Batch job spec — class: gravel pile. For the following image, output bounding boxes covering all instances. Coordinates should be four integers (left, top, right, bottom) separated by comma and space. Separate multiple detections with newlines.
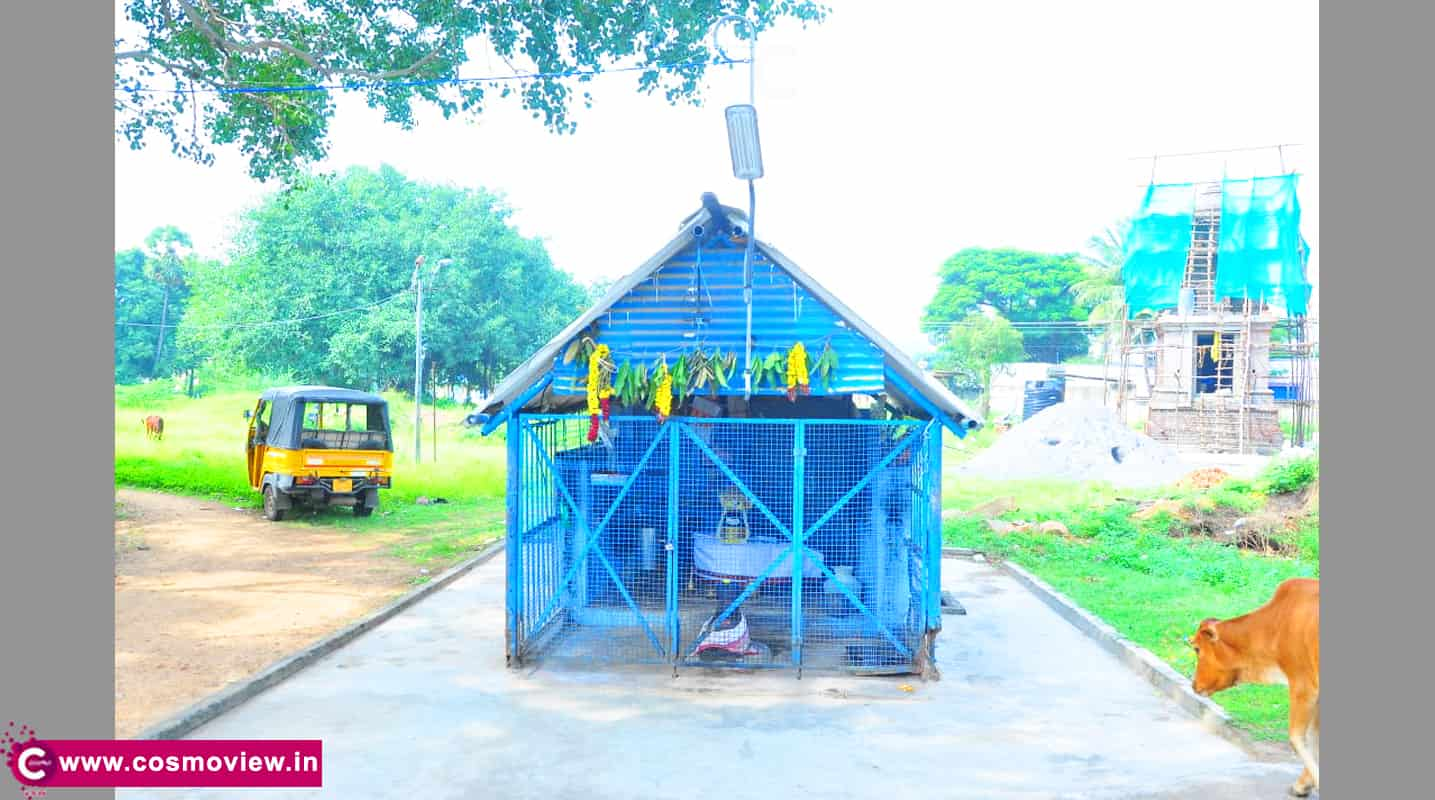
956, 402, 1189, 488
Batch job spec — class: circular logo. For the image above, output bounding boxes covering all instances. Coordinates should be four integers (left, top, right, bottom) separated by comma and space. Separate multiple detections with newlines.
11, 741, 56, 786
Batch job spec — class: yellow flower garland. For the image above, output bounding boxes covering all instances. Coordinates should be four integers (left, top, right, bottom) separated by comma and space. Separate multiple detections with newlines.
654, 364, 673, 420
786, 342, 809, 391
586, 344, 614, 417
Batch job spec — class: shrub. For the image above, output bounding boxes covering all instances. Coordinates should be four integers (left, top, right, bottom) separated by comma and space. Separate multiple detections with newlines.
1257, 455, 1319, 495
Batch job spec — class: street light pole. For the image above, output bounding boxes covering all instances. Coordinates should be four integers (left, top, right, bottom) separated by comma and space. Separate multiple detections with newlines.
714, 15, 761, 401
412, 255, 426, 465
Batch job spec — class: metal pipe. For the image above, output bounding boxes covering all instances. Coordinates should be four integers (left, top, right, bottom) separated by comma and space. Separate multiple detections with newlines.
743, 22, 756, 401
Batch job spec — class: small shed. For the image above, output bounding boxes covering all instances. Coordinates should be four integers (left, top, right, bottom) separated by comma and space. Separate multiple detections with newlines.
479, 195, 982, 676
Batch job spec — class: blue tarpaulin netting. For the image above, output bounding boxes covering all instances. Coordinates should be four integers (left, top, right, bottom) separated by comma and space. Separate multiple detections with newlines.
1215, 175, 1311, 316
1122, 176, 1311, 318
1123, 183, 1195, 317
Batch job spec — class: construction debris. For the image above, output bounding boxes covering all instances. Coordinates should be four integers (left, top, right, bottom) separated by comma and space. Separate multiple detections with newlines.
1132, 499, 1192, 522
1036, 520, 1071, 537
970, 496, 1018, 517
1177, 467, 1232, 490
940, 591, 967, 615
955, 403, 1189, 488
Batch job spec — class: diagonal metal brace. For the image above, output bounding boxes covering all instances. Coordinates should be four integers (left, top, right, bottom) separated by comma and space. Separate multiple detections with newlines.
524, 425, 668, 656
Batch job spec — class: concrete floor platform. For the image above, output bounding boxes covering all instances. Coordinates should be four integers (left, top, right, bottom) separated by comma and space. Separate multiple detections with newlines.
126, 555, 1306, 799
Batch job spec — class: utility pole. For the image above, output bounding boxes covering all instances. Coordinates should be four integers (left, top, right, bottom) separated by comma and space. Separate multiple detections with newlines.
431, 360, 438, 463
412, 255, 451, 465
412, 255, 425, 465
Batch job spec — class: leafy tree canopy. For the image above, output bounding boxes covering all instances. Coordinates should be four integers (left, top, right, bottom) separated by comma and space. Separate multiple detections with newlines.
115, 0, 827, 180
931, 312, 1025, 409
923, 247, 1092, 363
177, 164, 588, 394
115, 227, 207, 383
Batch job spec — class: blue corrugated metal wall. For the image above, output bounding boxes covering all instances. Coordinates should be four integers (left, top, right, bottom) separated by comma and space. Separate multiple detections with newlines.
550, 238, 885, 397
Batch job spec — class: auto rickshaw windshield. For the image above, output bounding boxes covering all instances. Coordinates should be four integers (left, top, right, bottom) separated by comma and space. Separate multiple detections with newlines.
297, 401, 391, 451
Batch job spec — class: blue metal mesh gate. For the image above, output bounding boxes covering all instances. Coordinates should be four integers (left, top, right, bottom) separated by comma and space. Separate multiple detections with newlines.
505, 414, 943, 675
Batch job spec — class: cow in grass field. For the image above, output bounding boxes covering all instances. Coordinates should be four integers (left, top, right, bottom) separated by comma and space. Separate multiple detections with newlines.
142, 415, 164, 441
1190, 578, 1320, 796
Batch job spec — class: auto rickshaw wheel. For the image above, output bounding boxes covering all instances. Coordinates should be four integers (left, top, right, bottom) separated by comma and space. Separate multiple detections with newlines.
263, 485, 286, 521
353, 489, 376, 517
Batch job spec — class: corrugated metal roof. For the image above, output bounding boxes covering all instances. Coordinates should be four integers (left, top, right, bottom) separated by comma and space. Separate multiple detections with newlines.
549, 244, 885, 397
258, 386, 387, 405
480, 197, 983, 429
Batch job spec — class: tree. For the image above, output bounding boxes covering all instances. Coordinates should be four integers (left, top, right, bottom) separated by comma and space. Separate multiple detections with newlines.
178, 165, 588, 393
143, 226, 192, 376
923, 248, 1092, 362
1072, 221, 1128, 319
115, 1, 828, 181
931, 313, 1026, 416
586, 277, 616, 304
1071, 219, 1130, 358
115, 228, 199, 383
115, 247, 162, 383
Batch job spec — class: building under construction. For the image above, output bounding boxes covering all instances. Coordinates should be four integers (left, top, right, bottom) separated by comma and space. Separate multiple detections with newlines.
1112, 174, 1315, 455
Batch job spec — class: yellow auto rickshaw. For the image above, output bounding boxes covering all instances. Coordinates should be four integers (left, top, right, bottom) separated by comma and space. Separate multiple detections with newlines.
246, 386, 394, 521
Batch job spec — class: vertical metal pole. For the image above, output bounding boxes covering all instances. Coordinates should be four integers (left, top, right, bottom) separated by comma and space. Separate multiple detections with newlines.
667, 423, 681, 675
791, 422, 806, 675
743, 179, 756, 401
747, 27, 755, 106
1115, 311, 1131, 421
414, 272, 424, 465
431, 362, 438, 463
926, 424, 942, 644
505, 415, 522, 666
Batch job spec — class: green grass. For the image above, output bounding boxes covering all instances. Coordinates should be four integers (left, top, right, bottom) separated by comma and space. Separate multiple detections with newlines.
942, 475, 1142, 514
117, 386, 505, 507
944, 473, 1319, 741
116, 382, 507, 571
278, 496, 506, 573
940, 426, 1001, 467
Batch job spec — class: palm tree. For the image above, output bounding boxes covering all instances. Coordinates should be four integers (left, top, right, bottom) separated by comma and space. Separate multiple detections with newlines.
143, 226, 192, 378
1072, 219, 1130, 320
1072, 219, 1130, 358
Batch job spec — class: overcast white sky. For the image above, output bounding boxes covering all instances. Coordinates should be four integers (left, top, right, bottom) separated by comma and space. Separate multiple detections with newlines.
114, 0, 1318, 355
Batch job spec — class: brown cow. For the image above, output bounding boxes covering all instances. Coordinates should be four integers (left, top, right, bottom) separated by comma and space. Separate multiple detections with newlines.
142, 415, 164, 441
1190, 578, 1319, 796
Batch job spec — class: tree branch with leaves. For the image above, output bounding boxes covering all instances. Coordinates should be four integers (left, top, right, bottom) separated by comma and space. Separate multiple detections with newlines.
115, 0, 828, 181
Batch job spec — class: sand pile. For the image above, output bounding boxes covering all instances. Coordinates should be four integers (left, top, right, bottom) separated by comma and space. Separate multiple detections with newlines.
957, 402, 1189, 488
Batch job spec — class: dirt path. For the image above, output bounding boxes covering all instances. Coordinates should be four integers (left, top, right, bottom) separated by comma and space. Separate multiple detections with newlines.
114, 489, 416, 737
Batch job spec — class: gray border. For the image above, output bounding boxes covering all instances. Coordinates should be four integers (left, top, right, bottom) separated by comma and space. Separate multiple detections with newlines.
0, 7, 116, 794
138, 540, 506, 740
1324, 0, 1431, 796
0, 0, 1414, 794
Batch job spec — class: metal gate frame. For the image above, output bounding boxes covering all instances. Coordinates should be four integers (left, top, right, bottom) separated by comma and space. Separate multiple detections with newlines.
505, 415, 943, 674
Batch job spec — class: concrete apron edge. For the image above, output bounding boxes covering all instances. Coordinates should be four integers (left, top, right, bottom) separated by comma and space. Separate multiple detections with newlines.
940, 547, 1260, 757
135, 538, 508, 740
